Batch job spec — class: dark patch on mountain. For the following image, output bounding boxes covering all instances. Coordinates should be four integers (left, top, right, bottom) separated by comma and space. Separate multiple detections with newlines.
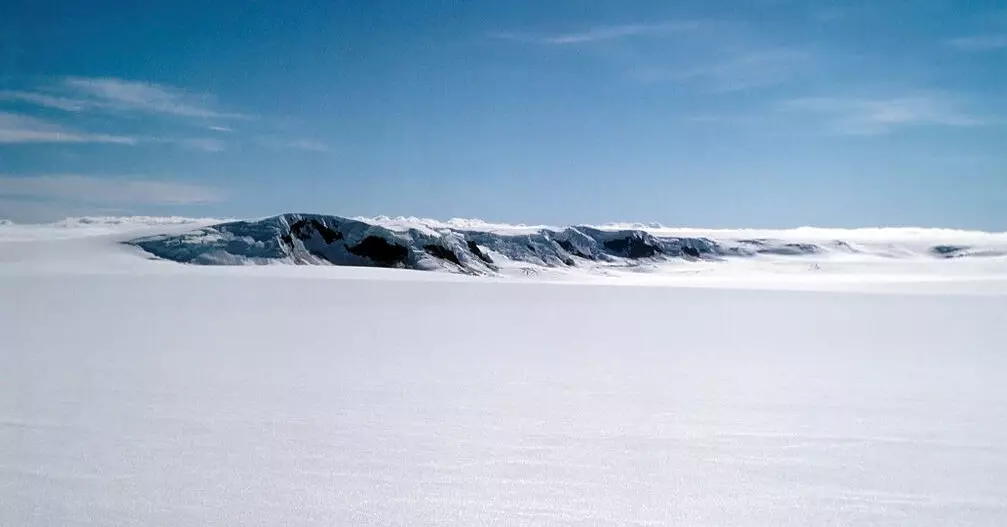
424, 244, 462, 266
290, 219, 343, 244
557, 239, 595, 260
932, 245, 967, 258
603, 234, 660, 258
467, 240, 493, 264
347, 236, 409, 266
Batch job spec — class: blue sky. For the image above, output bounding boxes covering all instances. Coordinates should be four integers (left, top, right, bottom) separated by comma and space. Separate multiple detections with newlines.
1, 0, 1005, 228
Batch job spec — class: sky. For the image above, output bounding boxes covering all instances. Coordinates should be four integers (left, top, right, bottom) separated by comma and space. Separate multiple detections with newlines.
0, 0, 1005, 229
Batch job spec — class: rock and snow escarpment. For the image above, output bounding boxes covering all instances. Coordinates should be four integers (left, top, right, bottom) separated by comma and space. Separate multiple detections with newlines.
128, 214, 720, 273
126, 213, 1007, 274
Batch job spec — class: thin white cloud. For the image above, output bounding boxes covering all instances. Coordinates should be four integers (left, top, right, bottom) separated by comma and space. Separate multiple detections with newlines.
63, 77, 249, 119
0, 111, 136, 144
662, 48, 810, 92
0, 90, 88, 111
495, 20, 806, 91
948, 34, 1007, 51
491, 21, 701, 45
207, 125, 233, 132
0, 111, 237, 151
0, 174, 222, 205
782, 96, 986, 135
1, 77, 248, 120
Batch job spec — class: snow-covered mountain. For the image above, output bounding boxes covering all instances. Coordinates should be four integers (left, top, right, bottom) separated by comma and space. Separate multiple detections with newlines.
127, 213, 1007, 274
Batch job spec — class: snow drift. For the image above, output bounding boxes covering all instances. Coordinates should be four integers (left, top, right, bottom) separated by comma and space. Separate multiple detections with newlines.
127, 213, 1007, 274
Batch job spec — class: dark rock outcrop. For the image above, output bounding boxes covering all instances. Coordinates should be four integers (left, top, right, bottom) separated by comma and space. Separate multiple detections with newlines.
467, 240, 493, 264
347, 236, 409, 266
290, 218, 343, 244
603, 233, 660, 258
557, 239, 595, 260
932, 245, 967, 258
424, 244, 462, 266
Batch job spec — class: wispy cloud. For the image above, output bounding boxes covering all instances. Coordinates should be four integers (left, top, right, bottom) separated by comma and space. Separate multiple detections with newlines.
0, 90, 89, 111
658, 48, 810, 92
1, 77, 251, 151
0, 174, 222, 205
0, 111, 238, 151
0, 111, 136, 144
63, 77, 247, 119
494, 20, 807, 91
948, 34, 1007, 51
0, 77, 248, 120
781, 96, 986, 135
491, 21, 701, 45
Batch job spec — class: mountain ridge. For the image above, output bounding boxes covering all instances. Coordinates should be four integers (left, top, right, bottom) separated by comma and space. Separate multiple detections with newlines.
127, 213, 1007, 274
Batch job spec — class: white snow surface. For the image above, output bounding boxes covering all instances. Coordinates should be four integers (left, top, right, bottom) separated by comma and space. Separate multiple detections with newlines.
0, 215, 225, 242
3, 216, 1007, 526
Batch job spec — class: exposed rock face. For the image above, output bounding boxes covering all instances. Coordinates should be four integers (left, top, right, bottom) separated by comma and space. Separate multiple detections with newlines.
932, 245, 967, 258
603, 233, 660, 258
424, 244, 462, 266
467, 241, 493, 264
291, 219, 343, 243
347, 236, 410, 266
557, 239, 594, 260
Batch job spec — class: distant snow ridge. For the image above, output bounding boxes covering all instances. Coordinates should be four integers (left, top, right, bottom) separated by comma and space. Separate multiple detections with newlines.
128, 213, 1007, 274
55, 216, 223, 227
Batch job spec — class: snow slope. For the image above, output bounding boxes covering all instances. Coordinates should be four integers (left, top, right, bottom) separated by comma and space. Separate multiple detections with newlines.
3, 216, 1007, 526
0, 215, 223, 242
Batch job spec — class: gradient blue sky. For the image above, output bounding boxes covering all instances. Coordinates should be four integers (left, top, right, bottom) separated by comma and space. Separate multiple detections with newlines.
1, 0, 1005, 228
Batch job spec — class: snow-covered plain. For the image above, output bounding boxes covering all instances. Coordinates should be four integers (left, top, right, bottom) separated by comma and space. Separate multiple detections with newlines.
2, 217, 1007, 526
